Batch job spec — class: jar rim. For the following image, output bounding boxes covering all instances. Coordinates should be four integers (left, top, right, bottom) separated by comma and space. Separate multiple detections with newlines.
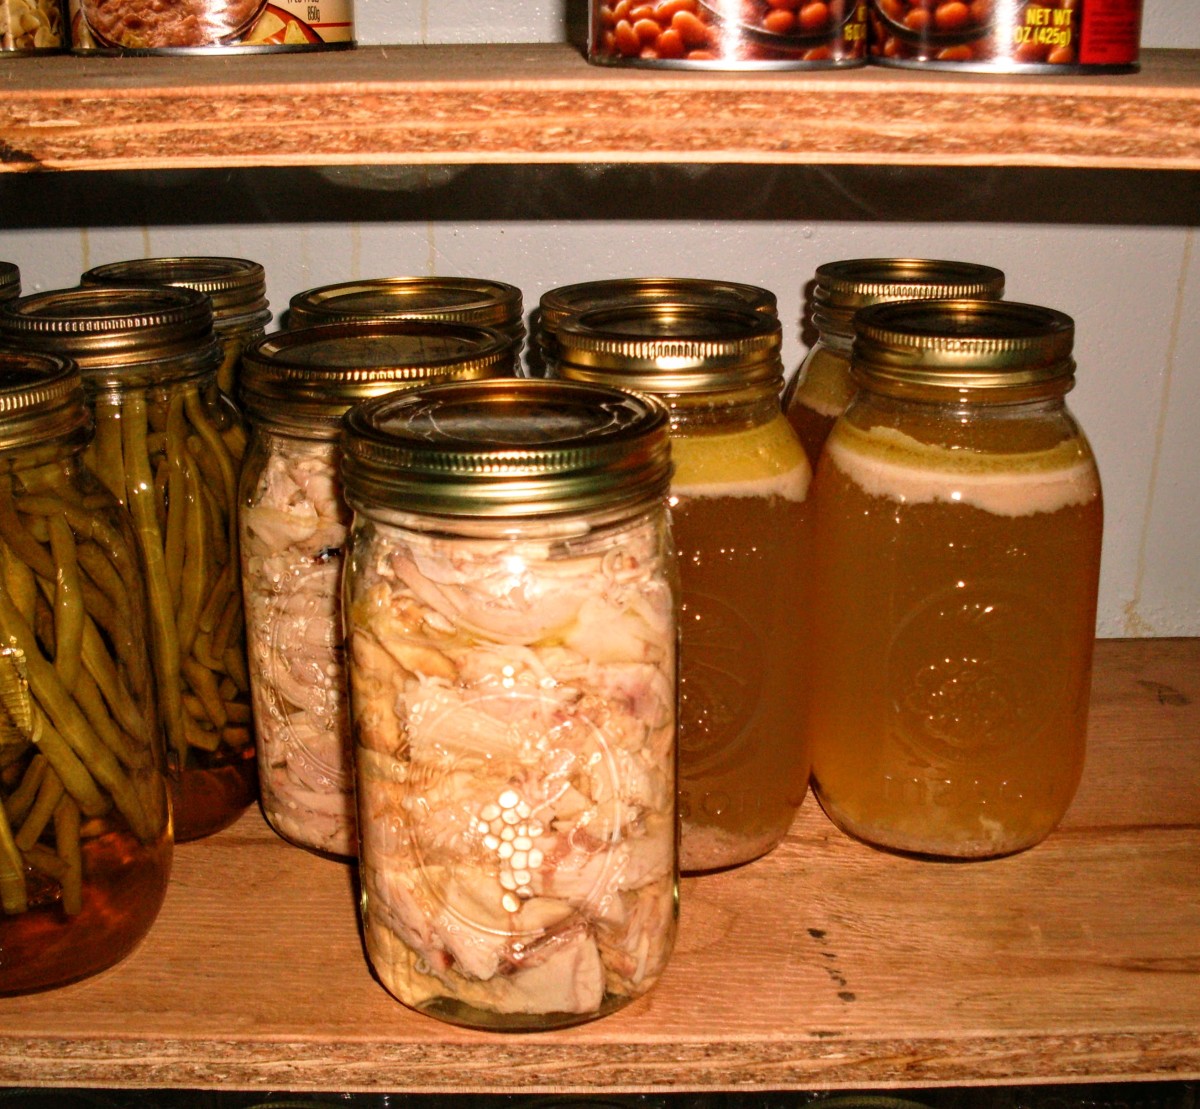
80, 256, 269, 320
0, 348, 91, 452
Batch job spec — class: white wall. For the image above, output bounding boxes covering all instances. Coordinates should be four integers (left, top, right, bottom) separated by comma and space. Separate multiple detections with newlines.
1, 1, 1196, 637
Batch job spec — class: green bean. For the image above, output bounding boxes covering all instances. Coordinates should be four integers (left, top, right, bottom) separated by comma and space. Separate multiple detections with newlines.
163, 395, 189, 604
21, 842, 65, 881
210, 587, 242, 664
185, 388, 238, 517
26, 708, 110, 820
75, 540, 126, 607
0, 479, 55, 582
74, 667, 149, 772
122, 394, 186, 767
0, 535, 36, 627
53, 794, 82, 916
223, 646, 249, 694
47, 515, 84, 689
182, 658, 227, 730
3, 753, 46, 828
0, 795, 27, 914
14, 761, 64, 852
80, 619, 148, 746
182, 712, 221, 753
176, 459, 209, 655
86, 399, 127, 505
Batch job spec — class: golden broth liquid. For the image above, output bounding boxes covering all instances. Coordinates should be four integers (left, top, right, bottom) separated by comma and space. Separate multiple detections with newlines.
808, 421, 1103, 858
784, 345, 855, 472
671, 415, 811, 872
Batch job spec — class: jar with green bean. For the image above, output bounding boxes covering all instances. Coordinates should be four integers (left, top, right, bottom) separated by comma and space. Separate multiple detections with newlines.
0, 349, 172, 995
0, 285, 254, 842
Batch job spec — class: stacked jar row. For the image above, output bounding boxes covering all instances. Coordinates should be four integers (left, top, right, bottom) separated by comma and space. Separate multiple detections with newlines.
0, 258, 1102, 1037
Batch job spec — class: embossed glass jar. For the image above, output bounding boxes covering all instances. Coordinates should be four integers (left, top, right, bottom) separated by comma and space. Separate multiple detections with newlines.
0, 262, 19, 302
556, 302, 811, 873
807, 299, 1103, 859
341, 378, 678, 1030
783, 258, 1005, 469
238, 320, 514, 860
0, 285, 253, 842
0, 350, 171, 994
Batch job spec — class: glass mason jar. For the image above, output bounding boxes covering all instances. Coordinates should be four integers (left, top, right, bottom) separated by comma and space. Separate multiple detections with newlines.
535, 276, 778, 378
340, 378, 679, 1030
286, 276, 525, 374
81, 256, 271, 401
0, 261, 19, 302
783, 258, 1005, 469
807, 299, 1103, 859
556, 302, 812, 873
238, 320, 515, 860
0, 350, 172, 995
0, 285, 254, 843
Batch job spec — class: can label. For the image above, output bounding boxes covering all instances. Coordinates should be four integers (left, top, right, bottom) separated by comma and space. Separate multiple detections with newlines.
1, 0, 66, 52
68, 0, 354, 52
589, 0, 869, 68
869, 0, 1141, 70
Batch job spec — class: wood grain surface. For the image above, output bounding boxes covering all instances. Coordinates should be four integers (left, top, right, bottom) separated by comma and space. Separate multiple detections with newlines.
1, 46, 1199, 172
1, 638, 1197, 1094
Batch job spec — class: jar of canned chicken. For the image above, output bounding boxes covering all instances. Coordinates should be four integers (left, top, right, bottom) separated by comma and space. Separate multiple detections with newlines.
589, 0, 868, 67
807, 299, 1103, 859
0, 286, 254, 843
287, 277, 525, 372
238, 320, 514, 860
0, 350, 171, 995
0, 262, 19, 301
784, 258, 1005, 469
341, 379, 678, 1029
557, 302, 811, 873
536, 276, 778, 378
82, 256, 271, 401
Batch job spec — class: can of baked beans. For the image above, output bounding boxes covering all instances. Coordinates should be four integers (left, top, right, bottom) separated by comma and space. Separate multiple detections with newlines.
68, 0, 354, 52
869, 0, 1142, 72
1, 0, 65, 53
589, 0, 868, 68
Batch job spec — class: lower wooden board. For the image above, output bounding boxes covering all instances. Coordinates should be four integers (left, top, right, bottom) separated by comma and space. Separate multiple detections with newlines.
2, 638, 1197, 1094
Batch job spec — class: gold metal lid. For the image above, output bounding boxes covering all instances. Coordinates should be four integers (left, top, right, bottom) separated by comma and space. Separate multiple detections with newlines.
554, 301, 784, 395
341, 378, 672, 520
0, 285, 220, 382
812, 258, 1005, 337
539, 276, 778, 350
241, 319, 516, 437
0, 262, 19, 302
287, 276, 525, 338
851, 299, 1076, 397
81, 256, 270, 330
0, 349, 91, 452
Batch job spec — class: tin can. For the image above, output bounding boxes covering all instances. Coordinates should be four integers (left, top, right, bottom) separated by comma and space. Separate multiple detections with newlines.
68, 0, 354, 53
341, 378, 679, 1029
536, 276, 778, 377
81, 257, 271, 400
589, 0, 868, 68
237, 320, 514, 860
0, 262, 19, 301
869, 0, 1142, 72
1, 0, 64, 53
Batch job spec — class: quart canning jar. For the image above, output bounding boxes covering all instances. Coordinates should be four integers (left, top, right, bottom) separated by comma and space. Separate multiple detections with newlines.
556, 302, 811, 873
536, 276, 777, 378
783, 258, 1005, 469
0, 285, 254, 842
287, 276, 525, 373
341, 378, 679, 1030
0, 350, 171, 995
81, 256, 271, 400
238, 320, 514, 859
807, 299, 1103, 859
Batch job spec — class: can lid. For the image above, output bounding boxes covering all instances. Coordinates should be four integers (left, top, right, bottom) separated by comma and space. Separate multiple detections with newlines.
554, 301, 784, 395
0, 349, 91, 451
812, 258, 1006, 336
851, 299, 1076, 396
0, 285, 218, 375
80, 256, 270, 326
287, 276, 525, 337
241, 319, 516, 435
0, 262, 19, 302
341, 378, 673, 520
539, 277, 778, 348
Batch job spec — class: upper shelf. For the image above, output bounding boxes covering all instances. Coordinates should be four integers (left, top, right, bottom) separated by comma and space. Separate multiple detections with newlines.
1, 44, 1199, 173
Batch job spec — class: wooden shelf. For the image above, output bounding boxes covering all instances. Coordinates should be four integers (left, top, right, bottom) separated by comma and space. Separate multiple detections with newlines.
1, 45, 1199, 173
2, 637, 1197, 1095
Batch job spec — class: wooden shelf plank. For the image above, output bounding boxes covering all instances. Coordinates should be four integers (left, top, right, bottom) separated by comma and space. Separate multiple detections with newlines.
2, 45, 1199, 172
1, 638, 1197, 1095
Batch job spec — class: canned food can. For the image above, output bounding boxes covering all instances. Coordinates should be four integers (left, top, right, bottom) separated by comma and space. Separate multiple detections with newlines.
589, 0, 868, 69
68, 0, 354, 53
1, 0, 65, 54
869, 0, 1142, 72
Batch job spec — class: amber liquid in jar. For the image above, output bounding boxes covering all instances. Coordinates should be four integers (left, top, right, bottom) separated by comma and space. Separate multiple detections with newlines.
672, 412, 812, 871
785, 341, 855, 471
808, 414, 1102, 858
